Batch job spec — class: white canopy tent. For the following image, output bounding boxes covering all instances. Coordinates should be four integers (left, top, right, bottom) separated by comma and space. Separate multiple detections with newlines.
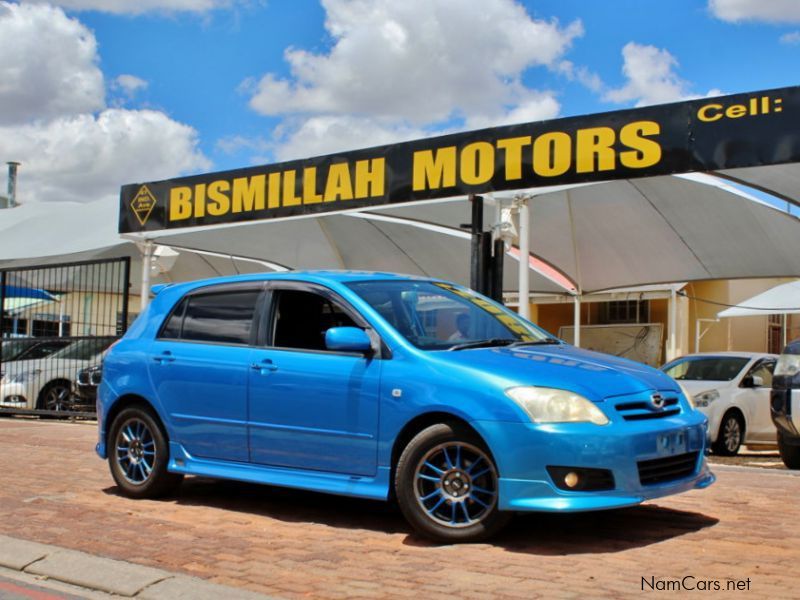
717, 279, 800, 348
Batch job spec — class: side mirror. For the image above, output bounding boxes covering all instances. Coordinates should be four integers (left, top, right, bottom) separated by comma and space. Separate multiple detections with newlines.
325, 327, 373, 354
751, 375, 764, 387
741, 375, 763, 388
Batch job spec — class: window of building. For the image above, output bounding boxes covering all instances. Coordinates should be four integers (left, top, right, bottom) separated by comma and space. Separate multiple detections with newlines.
768, 314, 784, 354
31, 313, 71, 337
599, 300, 649, 324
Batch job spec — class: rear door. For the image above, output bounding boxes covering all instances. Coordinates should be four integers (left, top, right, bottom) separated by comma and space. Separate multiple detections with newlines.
148, 285, 263, 462
247, 283, 381, 476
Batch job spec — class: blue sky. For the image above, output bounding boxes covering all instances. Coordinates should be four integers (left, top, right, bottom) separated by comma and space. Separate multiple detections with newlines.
1, 0, 799, 204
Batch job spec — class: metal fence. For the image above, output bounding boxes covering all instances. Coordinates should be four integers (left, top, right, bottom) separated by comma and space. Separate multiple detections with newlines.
0, 258, 131, 417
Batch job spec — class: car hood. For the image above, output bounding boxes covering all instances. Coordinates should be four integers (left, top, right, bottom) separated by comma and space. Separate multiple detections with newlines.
672, 379, 733, 394
432, 343, 679, 401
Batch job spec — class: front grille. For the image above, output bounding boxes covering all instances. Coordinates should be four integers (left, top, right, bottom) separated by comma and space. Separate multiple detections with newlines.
638, 452, 699, 486
615, 397, 681, 421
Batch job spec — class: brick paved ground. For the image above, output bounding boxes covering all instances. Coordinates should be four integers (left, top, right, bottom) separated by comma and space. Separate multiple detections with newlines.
1, 418, 798, 599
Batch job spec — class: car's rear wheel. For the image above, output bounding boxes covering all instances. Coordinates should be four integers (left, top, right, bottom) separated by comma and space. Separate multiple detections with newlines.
395, 422, 511, 543
108, 406, 183, 498
712, 410, 744, 456
37, 381, 72, 412
778, 431, 800, 469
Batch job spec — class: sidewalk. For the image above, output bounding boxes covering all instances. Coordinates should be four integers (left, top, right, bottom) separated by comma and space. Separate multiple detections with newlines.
0, 535, 273, 599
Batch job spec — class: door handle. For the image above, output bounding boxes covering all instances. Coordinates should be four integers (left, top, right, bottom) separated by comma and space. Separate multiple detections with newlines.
250, 359, 278, 374
153, 351, 175, 364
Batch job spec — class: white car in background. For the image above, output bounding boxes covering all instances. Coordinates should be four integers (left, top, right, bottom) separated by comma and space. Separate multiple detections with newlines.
0, 337, 115, 411
661, 352, 778, 455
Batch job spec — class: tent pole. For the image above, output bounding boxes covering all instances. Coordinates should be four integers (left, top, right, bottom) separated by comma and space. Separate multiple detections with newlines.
783, 314, 788, 349
518, 197, 530, 320
573, 295, 581, 348
669, 288, 677, 361
140, 240, 153, 312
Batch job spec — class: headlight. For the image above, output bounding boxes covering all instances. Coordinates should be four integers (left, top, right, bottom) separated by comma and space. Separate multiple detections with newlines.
6, 370, 41, 384
775, 354, 800, 377
692, 389, 719, 408
505, 386, 609, 425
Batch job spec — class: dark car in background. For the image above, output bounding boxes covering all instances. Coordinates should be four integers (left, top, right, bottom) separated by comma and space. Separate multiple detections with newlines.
771, 339, 800, 469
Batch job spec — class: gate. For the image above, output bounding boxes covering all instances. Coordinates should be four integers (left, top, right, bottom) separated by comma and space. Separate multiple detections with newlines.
0, 257, 131, 417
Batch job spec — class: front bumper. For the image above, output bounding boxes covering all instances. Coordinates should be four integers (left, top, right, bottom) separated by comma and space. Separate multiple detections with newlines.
475, 414, 714, 513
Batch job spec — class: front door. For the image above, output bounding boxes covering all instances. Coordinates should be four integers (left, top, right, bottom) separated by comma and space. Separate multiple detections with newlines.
742, 359, 777, 442
248, 286, 380, 476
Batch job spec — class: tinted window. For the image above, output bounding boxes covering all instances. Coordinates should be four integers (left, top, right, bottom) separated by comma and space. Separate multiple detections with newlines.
50, 337, 115, 360
180, 290, 260, 345
272, 289, 357, 351
663, 357, 750, 381
160, 299, 187, 340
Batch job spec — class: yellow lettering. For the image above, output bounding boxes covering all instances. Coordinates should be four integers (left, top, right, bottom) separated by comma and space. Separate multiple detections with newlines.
460, 142, 495, 185
355, 158, 385, 198
497, 136, 531, 180
268, 172, 281, 209
532, 132, 571, 177
413, 147, 457, 191
194, 183, 206, 218
324, 163, 353, 202
698, 103, 723, 122
232, 175, 265, 213
303, 167, 323, 204
726, 104, 747, 119
169, 187, 192, 221
619, 121, 662, 169
576, 127, 616, 173
283, 171, 301, 207
206, 180, 230, 216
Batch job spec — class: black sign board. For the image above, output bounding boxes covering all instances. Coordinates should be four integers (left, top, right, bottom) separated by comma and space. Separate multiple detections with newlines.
119, 85, 800, 234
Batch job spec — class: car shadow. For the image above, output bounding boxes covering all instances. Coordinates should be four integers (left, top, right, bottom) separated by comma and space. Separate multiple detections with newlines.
104, 477, 719, 554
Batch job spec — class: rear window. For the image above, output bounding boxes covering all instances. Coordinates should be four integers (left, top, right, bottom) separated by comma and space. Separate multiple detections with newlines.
160, 290, 260, 345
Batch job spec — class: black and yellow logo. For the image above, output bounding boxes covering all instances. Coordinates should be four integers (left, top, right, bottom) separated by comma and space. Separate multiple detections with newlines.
131, 185, 157, 226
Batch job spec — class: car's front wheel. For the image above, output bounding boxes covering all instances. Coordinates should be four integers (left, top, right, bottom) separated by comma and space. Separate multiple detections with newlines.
108, 406, 183, 498
712, 410, 744, 456
395, 422, 511, 543
778, 431, 800, 469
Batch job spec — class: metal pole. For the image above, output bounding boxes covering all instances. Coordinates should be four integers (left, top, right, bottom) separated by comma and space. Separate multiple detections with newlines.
469, 195, 483, 292
518, 198, 530, 320
783, 314, 788, 349
140, 241, 153, 312
573, 295, 581, 348
669, 287, 677, 361
491, 238, 505, 303
7, 162, 20, 208
0, 271, 6, 368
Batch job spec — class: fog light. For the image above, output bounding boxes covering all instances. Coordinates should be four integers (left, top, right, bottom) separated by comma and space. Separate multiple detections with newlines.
564, 472, 580, 488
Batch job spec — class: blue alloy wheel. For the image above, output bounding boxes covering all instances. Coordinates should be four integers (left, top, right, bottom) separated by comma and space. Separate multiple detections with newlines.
108, 407, 183, 498
115, 418, 156, 484
414, 442, 498, 527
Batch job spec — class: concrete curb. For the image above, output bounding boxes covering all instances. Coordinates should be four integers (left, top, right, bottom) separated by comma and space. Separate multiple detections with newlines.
0, 534, 274, 599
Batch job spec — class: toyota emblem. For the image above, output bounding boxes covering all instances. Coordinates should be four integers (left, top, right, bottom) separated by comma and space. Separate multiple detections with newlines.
650, 393, 665, 409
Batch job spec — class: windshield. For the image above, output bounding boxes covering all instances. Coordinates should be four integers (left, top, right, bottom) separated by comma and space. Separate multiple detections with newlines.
50, 337, 114, 361
1, 339, 31, 361
662, 356, 750, 381
346, 280, 550, 350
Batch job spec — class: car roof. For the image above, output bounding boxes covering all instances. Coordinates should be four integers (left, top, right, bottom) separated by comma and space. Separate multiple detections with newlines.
152, 270, 442, 296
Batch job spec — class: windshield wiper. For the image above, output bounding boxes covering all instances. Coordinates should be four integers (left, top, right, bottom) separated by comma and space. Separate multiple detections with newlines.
508, 338, 562, 348
447, 338, 516, 351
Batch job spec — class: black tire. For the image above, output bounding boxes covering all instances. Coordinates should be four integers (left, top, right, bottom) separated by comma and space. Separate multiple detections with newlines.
395, 422, 511, 543
712, 411, 744, 456
37, 380, 72, 412
778, 432, 800, 470
108, 406, 183, 498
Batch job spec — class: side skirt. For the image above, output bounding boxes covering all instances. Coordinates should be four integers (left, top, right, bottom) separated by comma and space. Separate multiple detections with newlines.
167, 442, 391, 501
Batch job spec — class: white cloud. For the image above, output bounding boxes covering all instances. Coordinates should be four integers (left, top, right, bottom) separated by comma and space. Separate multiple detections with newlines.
0, 2, 209, 204
709, 0, 800, 23
113, 75, 149, 96
247, 0, 581, 123
604, 42, 721, 107
780, 31, 800, 44
245, 0, 582, 161
0, 110, 210, 204
0, 2, 104, 125
20, 0, 240, 15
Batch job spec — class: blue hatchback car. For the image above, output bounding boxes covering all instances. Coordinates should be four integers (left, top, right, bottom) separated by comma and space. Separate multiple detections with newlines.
97, 271, 714, 542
